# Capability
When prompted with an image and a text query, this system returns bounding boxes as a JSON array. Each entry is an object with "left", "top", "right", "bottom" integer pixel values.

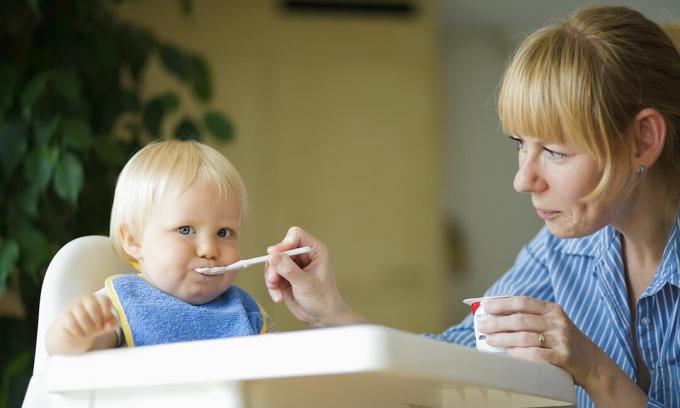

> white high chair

[
  {"left": 22, "top": 236, "right": 576, "bottom": 408},
  {"left": 22, "top": 235, "right": 136, "bottom": 408}
]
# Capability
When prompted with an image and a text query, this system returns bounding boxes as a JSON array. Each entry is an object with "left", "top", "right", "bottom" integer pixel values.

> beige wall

[
  {"left": 117, "top": 0, "right": 445, "bottom": 332},
  {"left": 439, "top": 29, "right": 544, "bottom": 323}
]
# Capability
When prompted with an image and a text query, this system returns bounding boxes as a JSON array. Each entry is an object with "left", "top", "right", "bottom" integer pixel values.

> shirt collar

[
  {"left": 558, "top": 207, "right": 680, "bottom": 289},
  {"left": 651, "top": 210, "right": 680, "bottom": 289}
]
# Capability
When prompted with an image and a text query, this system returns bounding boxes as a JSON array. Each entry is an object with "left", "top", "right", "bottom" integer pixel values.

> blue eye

[
  {"left": 217, "top": 228, "right": 232, "bottom": 238},
  {"left": 178, "top": 226, "right": 193, "bottom": 235}
]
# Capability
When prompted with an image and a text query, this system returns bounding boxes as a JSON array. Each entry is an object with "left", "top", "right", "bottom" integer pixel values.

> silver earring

[{"left": 637, "top": 165, "right": 647, "bottom": 175}]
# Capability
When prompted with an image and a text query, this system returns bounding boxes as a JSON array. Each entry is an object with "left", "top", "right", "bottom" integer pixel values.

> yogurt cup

[{"left": 463, "top": 296, "right": 509, "bottom": 353}]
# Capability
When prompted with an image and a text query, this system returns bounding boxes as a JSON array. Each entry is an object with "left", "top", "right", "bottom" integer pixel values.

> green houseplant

[{"left": 0, "top": 0, "right": 234, "bottom": 406}]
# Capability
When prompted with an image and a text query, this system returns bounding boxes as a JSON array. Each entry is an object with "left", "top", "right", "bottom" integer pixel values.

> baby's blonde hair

[
  {"left": 110, "top": 140, "right": 247, "bottom": 261},
  {"left": 498, "top": 6, "right": 680, "bottom": 203}
]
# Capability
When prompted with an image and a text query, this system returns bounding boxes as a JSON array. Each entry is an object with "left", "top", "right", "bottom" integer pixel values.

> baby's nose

[{"left": 196, "top": 238, "right": 219, "bottom": 259}]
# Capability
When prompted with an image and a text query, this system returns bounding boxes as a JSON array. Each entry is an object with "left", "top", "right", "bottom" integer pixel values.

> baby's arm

[{"left": 46, "top": 294, "right": 119, "bottom": 356}]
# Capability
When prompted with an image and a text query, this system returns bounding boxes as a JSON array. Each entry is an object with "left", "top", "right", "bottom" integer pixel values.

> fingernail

[{"left": 271, "top": 292, "right": 281, "bottom": 302}]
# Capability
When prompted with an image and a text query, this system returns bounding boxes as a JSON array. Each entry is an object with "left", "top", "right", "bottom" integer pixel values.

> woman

[{"left": 264, "top": 6, "right": 680, "bottom": 407}]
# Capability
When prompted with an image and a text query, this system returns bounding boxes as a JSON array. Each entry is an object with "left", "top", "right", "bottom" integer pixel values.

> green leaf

[
  {"left": 60, "top": 118, "right": 92, "bottom": 152},
  {"left": 120, "top": 26, "right": 154, "bottom": 82},
  {"left": 50, "top": 69, "right": 81, "bottom": 102},
  {"left": 20, "top": 73, "right": 48, "bottom": 118},
  {"left": 53, "top": 152, "right": 84, "bottom": 205},
  {"left": 14, "top": 220, "right": 51, "bottom": 278},
  {"left": 93, "top": 137, "right": 128, "bottom": 166},
  {"left": 0, "top": 65, "right": 18, "bottom": 118},
  {"left": 143, "top": 93, "right": 178, "bottom": 136},
  {"left": 23, "top": 144, "right": 57, "bottom": 191},
  {"left": 33, "top": 115, "right": 61, "bottom": 145},
  {"left": 143, "top": 98, "right": 164, "bottom": 136},
  {"left": 174, "top": 118, "right": 200, "bottom": 140},
  {"left": 160, "top": 45, "right": 190, "bottom": 81},
  {"left": 180, "top": 0, "right": 193, "bottom": 15},
  {"left": 189, "top": 55, "right": 211, "bottom": 102},
  {"left": 0, "top": 116, "right": 28, "bottom": 178},
  {"left": 204, "top": 111, "right": 234, "bottom": 142},
  {"left": 159, "top": 92, "right": 179, "bottom": 111},
  {"left": 0, "top": 239, "right": 20, "bottom": 296},
  {"left": 15, "top": 187, "right": 40, "bottom": 219},
  {"left": 1, "top": 351, "right": 32, "bottom": 407}
]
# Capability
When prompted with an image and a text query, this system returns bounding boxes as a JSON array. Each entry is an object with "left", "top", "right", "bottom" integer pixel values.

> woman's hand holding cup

[{"left": 477, "top": 296, "right": 609, "bottom": 389}]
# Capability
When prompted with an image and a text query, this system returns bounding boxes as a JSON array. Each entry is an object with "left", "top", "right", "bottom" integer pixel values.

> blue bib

[{"left": 105, "top": 274, "right": 264, "bottom": 347}]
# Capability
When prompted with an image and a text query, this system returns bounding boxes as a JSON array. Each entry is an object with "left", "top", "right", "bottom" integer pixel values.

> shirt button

[{"left": 640, "top": 317, "right": 651, "bottom": 326}]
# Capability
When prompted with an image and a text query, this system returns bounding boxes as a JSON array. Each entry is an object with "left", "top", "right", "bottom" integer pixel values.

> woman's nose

[{"left": 513, "top": 154, "right": 547, "bottom": 193}]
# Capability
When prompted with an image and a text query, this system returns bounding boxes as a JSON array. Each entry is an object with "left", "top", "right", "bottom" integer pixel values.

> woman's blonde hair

[
  {"left": 110, "top": 140, "right": 247, "bottom": 261},
  {"left": 498, "top": 6, "right": 680, "bottom": 203}
]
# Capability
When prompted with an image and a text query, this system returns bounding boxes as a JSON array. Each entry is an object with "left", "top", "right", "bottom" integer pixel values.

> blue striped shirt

[{"left": 428, "top": 212, "right": 680, "bottom": 407}]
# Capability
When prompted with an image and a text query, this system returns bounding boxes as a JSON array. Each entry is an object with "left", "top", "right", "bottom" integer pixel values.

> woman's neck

[{"left": 613, "top": 179, "right": 676, "bottom": 286}]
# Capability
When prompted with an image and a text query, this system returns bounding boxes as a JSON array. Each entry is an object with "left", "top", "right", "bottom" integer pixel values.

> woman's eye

[
  {"left": 177, "top": 226, "right": 193, "bottom": 235},
  {"left": 545, "top": 148, "right": 566, "bottom": 159},
  {"left": 509, "top": 136, "right": 525, "bottom": 150},
  {"left": 217, "top": 228, "right": 232, "bottom": 238}
]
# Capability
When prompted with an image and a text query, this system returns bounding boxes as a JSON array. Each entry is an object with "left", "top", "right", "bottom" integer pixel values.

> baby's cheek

[
  {"left": 222, "top": 272, "right": 238, "bottom": 287},
  {"left": 222, "top": 249, "right": 240, "bottom": 266}
]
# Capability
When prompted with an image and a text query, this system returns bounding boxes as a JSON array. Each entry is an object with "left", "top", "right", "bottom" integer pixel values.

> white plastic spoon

[{"left": 194, "top": 246, "right": 312, "bottom": 275}]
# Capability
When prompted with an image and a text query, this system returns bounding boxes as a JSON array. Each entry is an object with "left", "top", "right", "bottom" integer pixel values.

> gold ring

[{"left": 538, "top": 333, "right": 546, "bottom": 347}]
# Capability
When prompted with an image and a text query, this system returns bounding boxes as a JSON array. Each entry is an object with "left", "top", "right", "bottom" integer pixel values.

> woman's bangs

[
  {"left": 498, "top": 29, "right": 603, "bottom": 156},
  {"left": 498, "top": 63, "right": 567, "bottom": 145}
]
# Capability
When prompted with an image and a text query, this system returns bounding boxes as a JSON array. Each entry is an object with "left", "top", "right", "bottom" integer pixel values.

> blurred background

[{"left": 1, "top": 0, "right": 678, "bottom": 405}]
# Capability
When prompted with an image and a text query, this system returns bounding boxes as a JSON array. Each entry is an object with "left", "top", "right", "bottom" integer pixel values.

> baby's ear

[{"left": 119, "top": 225, "right": 142, "bottom": 260}]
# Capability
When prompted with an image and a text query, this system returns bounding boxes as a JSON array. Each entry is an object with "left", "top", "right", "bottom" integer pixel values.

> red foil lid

[{"left": 470, "top": 301, "right": 481, "bottom": 315}]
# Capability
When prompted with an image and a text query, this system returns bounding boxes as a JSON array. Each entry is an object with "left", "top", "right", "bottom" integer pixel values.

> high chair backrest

[{"left": 23, "top": 235, "right": 136, "bottom": 408}]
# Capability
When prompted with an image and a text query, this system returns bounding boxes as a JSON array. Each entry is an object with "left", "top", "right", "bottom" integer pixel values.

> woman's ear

[
  {"left": 119, "top": 225, "right": 142, "bottom": 260},
  {"left": 633, "top": 108, "right": 666, "bottom": 168}
]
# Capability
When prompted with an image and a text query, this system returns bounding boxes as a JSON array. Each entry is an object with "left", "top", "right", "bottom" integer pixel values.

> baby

[{"left": 46, "top": 140, "right": 273, "bottom": 355}]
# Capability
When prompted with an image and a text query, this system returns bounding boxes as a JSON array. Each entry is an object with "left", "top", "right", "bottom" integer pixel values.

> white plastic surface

[
  {"left": 45, "top": 325, "right": 575, "bottom": 407},
  {"left": 23, "top": 236, "right": 136, "bottom": 408}
]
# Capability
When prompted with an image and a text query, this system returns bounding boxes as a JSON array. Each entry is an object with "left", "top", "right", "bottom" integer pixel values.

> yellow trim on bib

[
  {"left": 256, "top": 301, "right": 267, "bottom": 335},
  {"left": 129, "top": 260, "right": 142, "bottom": 272},
  {"left": 105, "top": 275, "right": 136, "bottom": 347}
]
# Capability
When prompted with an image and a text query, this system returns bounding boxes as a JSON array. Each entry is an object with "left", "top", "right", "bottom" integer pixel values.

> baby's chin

[
  {"left": 182, "top": 280, "right": 236, "bottom": 305},
  {"left": 181, "top": 290, "right": 226, "bottom": 305}
]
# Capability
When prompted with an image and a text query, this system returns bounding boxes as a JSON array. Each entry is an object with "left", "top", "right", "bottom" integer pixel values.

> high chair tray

[{"left": 44, "top": 324, "right": 575, "bottom": 407}]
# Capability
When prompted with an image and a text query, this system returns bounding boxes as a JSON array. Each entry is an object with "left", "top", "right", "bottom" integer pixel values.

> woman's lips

[{"left": 536, "top": 208, "right": 560, "bottom": 220}]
